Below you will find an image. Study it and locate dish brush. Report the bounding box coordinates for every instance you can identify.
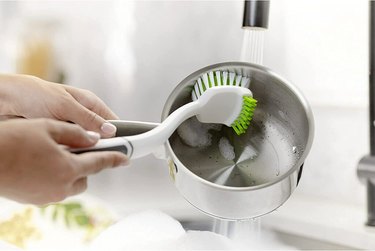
[192,70,257,135]
[71,71,257,159]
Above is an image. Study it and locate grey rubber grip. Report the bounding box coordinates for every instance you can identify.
[69,137,133,157]
[72,145,129,155]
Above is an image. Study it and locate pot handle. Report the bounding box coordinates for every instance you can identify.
[108,120,160,137]
[297,164,304,185]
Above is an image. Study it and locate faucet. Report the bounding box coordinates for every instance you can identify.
[357,1,375,227]
[242,0,270,29]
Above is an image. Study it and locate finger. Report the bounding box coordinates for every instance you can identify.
[64,99,117,138]
[65,86,119,120]
[46,120,100,147]
[74,151,128,177]
[0,115,25,120]
[68,177,88,196]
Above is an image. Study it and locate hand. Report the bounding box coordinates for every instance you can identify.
[0,74,118,137]
[0,119,128,205]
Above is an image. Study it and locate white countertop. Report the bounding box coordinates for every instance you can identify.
[261,192,375,250]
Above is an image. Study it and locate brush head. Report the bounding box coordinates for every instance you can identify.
[231,95,257,135]
[191,70,257,135]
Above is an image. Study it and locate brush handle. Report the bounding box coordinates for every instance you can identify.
[126,101,200,158]
[109,120,159,136]
[69,101,201,159]
[70,137,133,156]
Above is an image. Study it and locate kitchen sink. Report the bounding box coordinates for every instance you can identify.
[181,220,356,250]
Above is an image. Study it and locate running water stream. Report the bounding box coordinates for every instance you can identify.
[212,28,266,243]
[212,218,262,243]
[240,29,265,64]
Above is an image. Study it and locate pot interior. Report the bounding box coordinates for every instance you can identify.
[165,63,312,188]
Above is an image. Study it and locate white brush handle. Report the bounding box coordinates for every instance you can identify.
[70,101,201,159]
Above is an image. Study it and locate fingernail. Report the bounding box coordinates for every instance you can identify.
[120,159,129,166]
[115,157,129,167]
[101,122,117,135]
[87,131,100,142]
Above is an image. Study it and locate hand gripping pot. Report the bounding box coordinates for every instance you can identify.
[113,62,314,220]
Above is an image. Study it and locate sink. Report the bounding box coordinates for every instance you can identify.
[180,220,355,250]
[270,231,355,250]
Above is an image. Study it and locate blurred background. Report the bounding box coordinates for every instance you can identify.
[0,0,371,249]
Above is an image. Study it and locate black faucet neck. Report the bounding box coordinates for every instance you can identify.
[242,0,270,29]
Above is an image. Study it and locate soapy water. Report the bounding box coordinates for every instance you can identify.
[292,146,297,154]
[177,117,221,148]
[91,210,296,250]
[173,117,296,187]
[177,117,236,163]
[218,137,235,161]
[91,210,235,250]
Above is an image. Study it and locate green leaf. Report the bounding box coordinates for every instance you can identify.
[75,215,90,227]
[65,212,71,228]
[52,206,59,221]
[64,203,82,212]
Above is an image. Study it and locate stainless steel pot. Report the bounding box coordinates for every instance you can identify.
[112,62,314,220]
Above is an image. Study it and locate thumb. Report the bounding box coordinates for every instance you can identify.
[47,121,100,148]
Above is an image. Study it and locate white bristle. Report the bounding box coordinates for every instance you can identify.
[194,82,200,98]
[229,72,235,85]
[192,89,198,101]
[198,79,205,95]
[215,71,221,86]
[223,72,228,86]
[202,73,210,89]
[235,75,242,86]
[192,70,252,101]
[241,77,250,88]
[209,71,215,86]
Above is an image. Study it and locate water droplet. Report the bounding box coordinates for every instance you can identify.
[292,146,297,153]
[276,168,280,176]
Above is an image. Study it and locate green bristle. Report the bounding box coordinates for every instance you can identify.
[214,72,218,86]
[207,74,212,88]
[201,81,206,92]
[231,96,257,135]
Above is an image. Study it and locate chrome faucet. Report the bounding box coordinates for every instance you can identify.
[357,1,375,227]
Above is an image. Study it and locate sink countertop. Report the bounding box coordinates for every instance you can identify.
[261,192,375,250]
